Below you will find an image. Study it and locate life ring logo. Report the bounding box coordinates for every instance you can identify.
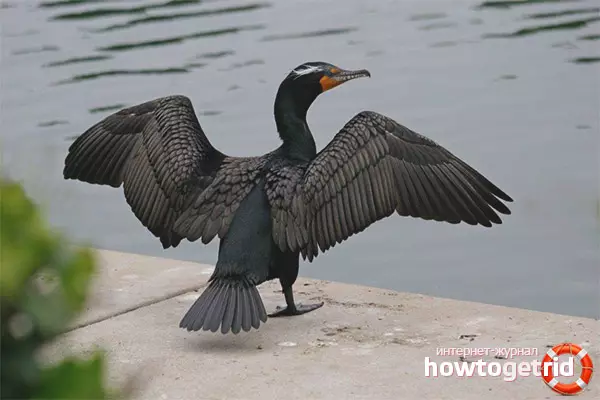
[542,343,594,395]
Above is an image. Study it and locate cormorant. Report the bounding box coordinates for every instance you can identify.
[63,61,513,334]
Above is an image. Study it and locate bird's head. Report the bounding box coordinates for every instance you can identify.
[285,61,371,93]
[275,61,371,118]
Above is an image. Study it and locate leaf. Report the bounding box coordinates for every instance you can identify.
[0,176,127,399]
[0,181,55,299]
[34,352,108,399]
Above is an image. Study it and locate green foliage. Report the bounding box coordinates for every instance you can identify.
[1,179,113,399]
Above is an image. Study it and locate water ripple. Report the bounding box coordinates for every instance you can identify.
[478,0,583,9]
[572,56,600,64]
[44,54,112,67]
[12,45,59,55]
[199,110,221,116]
[89,103,128,114]
[477,1,599,67]
[483,16,600,38]
[98,25,264,52]
[222,59,264,71]
[38,120,68,127]
[579,33,600,40]
[419,22,458,31]
[95,3,271,33]
[195,50,235,59]
[40,0,115,8]
[55,67,189,85]
[526,7,599,19]
[49,0,213,20]
[409,12,447,21]
[183,62,207,69]
[261,27,358,41]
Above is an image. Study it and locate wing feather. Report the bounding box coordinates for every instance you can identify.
[63,95,261,248]
[269,111,513,260]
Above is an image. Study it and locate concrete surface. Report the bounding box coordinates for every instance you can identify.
[46,249,599,399]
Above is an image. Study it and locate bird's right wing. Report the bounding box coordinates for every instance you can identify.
[269,111,513,260]
[64,95,235,248]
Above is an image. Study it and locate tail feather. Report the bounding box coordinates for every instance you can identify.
[247,286,266,329]
[241,289,251,332]
[190,281,220,331]
[180,278,267,334]
[233,287,244,334]
[201,283,226,332]
[221,288,237,333]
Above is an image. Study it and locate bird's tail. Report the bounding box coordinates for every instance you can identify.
[179,277,267,334]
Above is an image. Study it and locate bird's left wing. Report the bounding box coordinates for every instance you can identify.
[269,111,513,261]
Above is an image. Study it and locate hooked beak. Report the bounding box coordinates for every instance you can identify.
[319,68,371,92]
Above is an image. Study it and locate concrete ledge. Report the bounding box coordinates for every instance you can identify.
[47,250,599,399]
[70,249,215,330]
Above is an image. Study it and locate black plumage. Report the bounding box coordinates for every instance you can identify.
[63,61,513,334]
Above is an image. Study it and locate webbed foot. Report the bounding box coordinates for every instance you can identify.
[268,302,324,317]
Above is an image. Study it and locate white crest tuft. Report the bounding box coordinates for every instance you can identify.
[291,64,322,79]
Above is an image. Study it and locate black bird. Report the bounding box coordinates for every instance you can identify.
[63,61,513,334]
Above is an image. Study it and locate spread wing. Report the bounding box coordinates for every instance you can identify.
[64,95,257,248]
[270,111,513,260]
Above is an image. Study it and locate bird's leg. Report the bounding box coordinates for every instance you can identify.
[268,285,324,317]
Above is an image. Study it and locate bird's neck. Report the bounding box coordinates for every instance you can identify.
[274,89,317,161]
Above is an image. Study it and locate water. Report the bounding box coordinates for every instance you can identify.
[1,0,598,318]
